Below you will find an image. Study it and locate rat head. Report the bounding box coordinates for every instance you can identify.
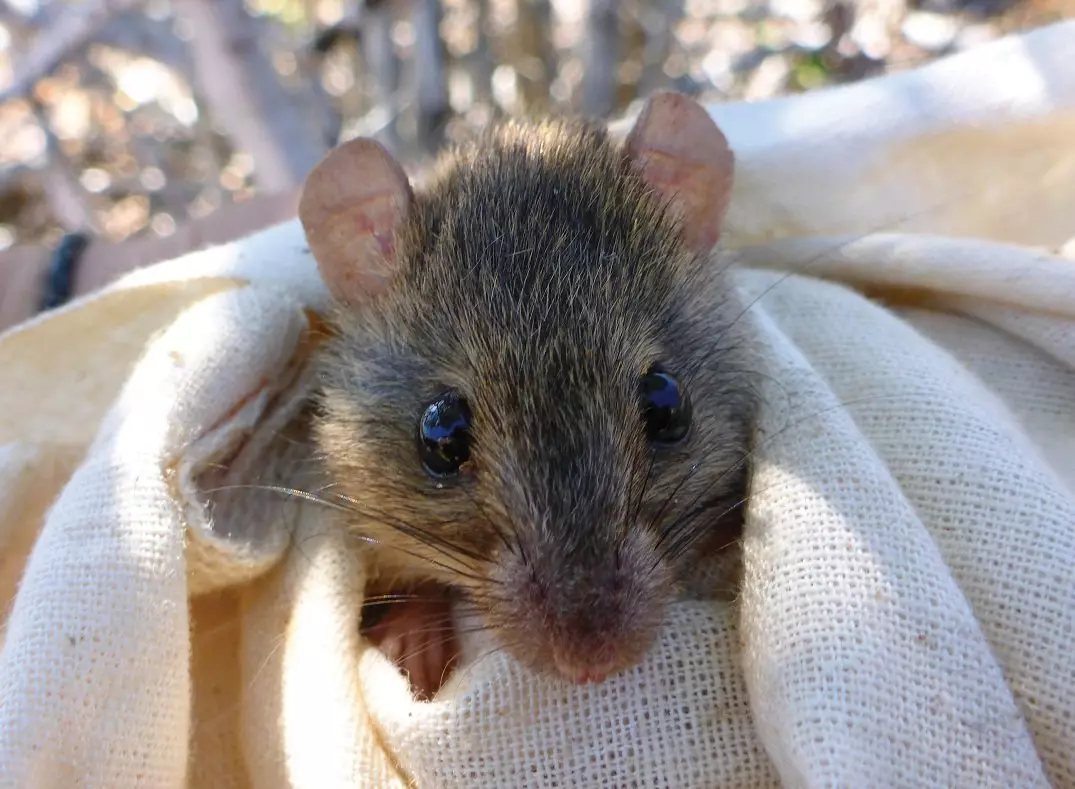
[301,92,756,684]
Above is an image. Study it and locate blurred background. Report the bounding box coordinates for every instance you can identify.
[0,0,1069,250]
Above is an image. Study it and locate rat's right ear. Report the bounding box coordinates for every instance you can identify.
[298,138,413,306]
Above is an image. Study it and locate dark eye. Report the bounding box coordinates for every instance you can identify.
[416,390,473,478]
[639,369,692,444]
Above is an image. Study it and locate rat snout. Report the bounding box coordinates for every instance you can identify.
[539,590,663,685]
[495,527,676,685]
[550,641,623,685]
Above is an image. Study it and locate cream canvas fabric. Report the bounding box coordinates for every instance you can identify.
[2,20,1075,789]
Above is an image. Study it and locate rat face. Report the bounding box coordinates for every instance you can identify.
[306,94,755,684]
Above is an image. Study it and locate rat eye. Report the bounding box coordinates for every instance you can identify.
[417,390,472,477]
[640,369,692,444]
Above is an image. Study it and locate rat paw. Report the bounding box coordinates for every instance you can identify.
[360,584,459,701]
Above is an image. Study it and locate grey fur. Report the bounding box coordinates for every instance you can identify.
[313,114,758,680]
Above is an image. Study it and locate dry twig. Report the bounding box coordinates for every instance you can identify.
[171,0,332,192]
[0,0,138,105]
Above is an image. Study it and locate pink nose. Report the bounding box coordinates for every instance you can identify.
[554,653,616,685]
[569,670,608,685]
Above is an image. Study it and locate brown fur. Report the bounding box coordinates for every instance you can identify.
[312,113,758,682]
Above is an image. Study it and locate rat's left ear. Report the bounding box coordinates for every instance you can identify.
[298,137,414,306]
[624,91,734,254]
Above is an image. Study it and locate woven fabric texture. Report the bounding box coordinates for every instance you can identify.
[1,21,1074,789]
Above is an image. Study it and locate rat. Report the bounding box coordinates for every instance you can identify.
[297,91,758,700]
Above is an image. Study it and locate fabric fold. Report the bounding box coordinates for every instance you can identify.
[1,21,1075,789]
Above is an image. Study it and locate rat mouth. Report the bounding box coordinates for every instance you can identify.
[360,581,461,701]
[359,577,665,696]
[496,552,674,686]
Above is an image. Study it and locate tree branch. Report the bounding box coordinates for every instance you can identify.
[172,0,330,192]
[0,0,139,105]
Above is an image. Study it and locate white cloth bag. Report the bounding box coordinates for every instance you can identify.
[1,20,1074,788]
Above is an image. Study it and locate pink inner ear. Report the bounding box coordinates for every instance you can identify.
[354,192,405,261]
[626,92,735,253]
[299,137,413,306]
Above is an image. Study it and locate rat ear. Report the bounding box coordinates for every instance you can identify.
[298,137,413,306]
[624,91,735,254]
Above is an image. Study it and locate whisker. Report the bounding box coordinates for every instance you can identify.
[648,456,699,540]
[360,593,440,605]
[293,525,493,585]
[652,387,940,564]
[629,451,656,531]
[393,635,458,670]
[319,489,493,565]
[442,644,512,692]
[208,481,500,582]
[459,483,515,555]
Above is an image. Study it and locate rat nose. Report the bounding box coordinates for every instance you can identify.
[570,670,608,685]
[501,525,673,686]
[553,654,614,685]
[551,643,622,685]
